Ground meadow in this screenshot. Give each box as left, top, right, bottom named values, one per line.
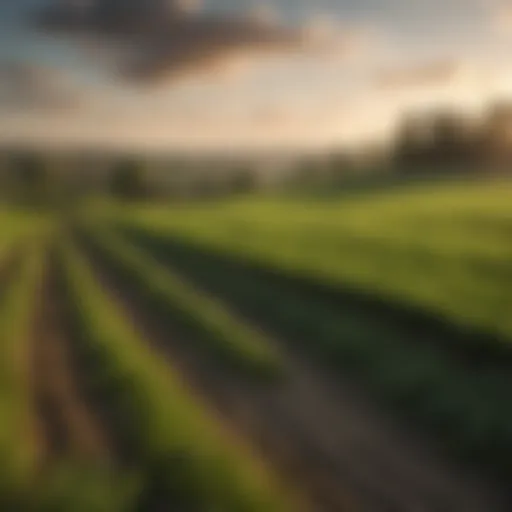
left=0, top=177, right=511, bottom=511
left=109, top=179, right=512, bottom=343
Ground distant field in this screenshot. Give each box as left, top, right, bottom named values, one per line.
left=108, top=179, right=512, bottom=343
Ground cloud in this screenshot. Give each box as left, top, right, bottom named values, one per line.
left=34, top=0, right=317, bottom=83
left=374, top=59, right=463, bottom=90
left=126, top=18, right=306, bottom=83
left=491, top=2, right=512, bottom=36
left=0, top=61, right=85, bottom=111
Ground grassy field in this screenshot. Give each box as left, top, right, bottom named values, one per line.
left=0, top=177, right=511, bottom=511
left=0, top=209, right=53, bottom=248
left=0, top=215, right=294, bottom=510
left=61, top=244, right=293, bottom=512
left=106, top=179, right=512, bottom=344
left=0, top=249, right=44, bottom=506
left=81, top=225, right=283, bottom=380
left=91, top=178, right=512, bottom=482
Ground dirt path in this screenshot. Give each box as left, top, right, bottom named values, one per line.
left=31, top=254, right=113, bottom=464
left=84, top=245, right=509, bottom=512
left=84, top=247, right=358, bottom=511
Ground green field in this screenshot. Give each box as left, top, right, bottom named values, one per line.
left=0, top=209, right=51, bottom=258
left=0, top=214, right=295, bottom=510
left=92, top=178, right=512, bottom=482
left=0, top=178, right=511, bottom=510
left=107, top=179, right=512, bottom=343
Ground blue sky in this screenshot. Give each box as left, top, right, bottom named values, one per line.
left=1, top=0, right=512, bottom=153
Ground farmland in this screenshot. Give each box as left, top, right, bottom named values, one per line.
left=107, top=179, right=512, bottom=343
left=0, top=177, right=511, bottom=511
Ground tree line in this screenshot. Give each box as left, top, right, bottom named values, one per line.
left=394, top=101, right=512, bottom=173
left=1, top=100, right=511, bottom=208
left=0, top=152, right=265, bottom=208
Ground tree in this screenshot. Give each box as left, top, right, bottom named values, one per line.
left=9, top=151, right=52, bottom=207
left=109, top=159, right=147, bottom=200
left=229, top=168, right=257, bottom=194
left=482, top=101, right=512, bottom=168
left=394, top=110, right=478, bottom=172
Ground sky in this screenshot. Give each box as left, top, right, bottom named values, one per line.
left=1, top=0, right=512, bottom=154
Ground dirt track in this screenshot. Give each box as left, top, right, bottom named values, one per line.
left=31, top=256, right=113, bottom=464
left=84, top=243, right=510, bottom=512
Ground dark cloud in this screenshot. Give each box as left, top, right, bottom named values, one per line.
left=34, top=0, right=309, bottom=83
left=374, top=60, right=462, bottom=90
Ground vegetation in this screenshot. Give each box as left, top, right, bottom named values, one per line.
left=0, top=173, right=511, bottom=508
left=80, top=224, right=283, bottom=379
left=118, top=227, right=512, bottom=477
left=394, top=102, right=512, bottom=172
left=0, top=209, right=51, bottom=251
left=0, top=249, right=44, bottom=507
left=108, top=159, right=149, bottom=201
left=84, top=178, right=512, bottom=479
left=0, top=236, right=133, bottom=511
left=61, top=243, right=293, bottom=511
left=105, top=179, right=512, bottom=346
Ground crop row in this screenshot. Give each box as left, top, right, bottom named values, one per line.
left=0, top=249, right=44, bottom=507
left=126, top=221, right=511, bottom=345
left=119, top=228, right=512, bottom=481
left=0, top=245, right=131, bottom=511
left=60, top=242, right=293, bottom=511
left=115, top=222, right=512, bottom=362
left=103, top=181, right=512, bottom=344
left=79, top=224, right=283, bottom=380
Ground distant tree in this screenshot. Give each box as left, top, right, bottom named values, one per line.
left=482, top=101, right=512, bottom=168
left=395, top=110, right=478, bottom=172
left=288, top=160, right=319, bottom=189
left=9, top=151, right=52, bottom=207
left=394, top=114, right=429, bottom=169
left=230, top=168, right=257, bottom=194
left=0, top=153, right=12, bottom=201
left=109, top=159, right=148, bottom=200
left=429, top=111, right=474, bottom=164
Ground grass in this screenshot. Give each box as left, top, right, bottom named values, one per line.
left=118, top=226, right=512, bottom=480
left=79, top=224, right=283, bottom=380
left=0, top=176, right=510, bottom=507
left=0, top=241, right=133, bottom=511
left=102, top=178, right=512, bottom=344
left=0, top=209, right=54, bottom=251
left=89, top=177, right=512, bottom=479
left=0, top=247, right=45, bottom=506
left=60, top=242, right=295, bottom=512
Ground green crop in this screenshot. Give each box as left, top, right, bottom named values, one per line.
left=103, top=179, right=512, bottom=344
left=80, top=224, right=283, bottom=380
left=117, top=225, right=512, bottom=479
left=0, top=248, right=45, bottom=505
left=61, top=243, right=294, bottom=512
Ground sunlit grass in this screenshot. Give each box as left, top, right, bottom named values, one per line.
left=61, top=243, right=295, bottom=511
left=82, top=225, right=283, bottom=379
left=107, top=179, right=512, bottom=342
left=0, top=249, right=45, bottom=505
left=0, top=209, right=56, bottom=258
